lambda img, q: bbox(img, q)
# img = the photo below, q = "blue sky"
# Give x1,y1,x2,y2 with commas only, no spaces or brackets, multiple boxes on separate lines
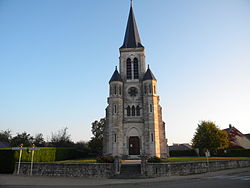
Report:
0,0,249,144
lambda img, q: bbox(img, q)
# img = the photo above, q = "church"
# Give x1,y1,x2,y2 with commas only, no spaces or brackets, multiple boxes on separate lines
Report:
103,2,167,159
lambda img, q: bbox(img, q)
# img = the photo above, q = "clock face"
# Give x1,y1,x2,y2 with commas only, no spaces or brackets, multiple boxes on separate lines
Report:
128,87,138,97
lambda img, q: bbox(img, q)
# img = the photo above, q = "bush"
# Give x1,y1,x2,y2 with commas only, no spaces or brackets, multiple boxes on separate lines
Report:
96,156,114,163
170,150,198,157
147,156,161,163
0,149,15,173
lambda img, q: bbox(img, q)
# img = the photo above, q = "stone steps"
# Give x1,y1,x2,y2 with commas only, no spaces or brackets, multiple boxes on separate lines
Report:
111,164,146,179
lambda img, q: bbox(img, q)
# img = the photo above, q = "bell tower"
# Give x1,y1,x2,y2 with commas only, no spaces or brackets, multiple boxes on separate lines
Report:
103,2,168,158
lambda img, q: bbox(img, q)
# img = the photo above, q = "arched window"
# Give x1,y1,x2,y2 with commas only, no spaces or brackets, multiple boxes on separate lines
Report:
114,85,117,95
153,85,156,94
133,58,139,79
149,84,152,94
126,58,132,79
132,105,135,116
119,85,121,95
136,105,140,116
150,104,153,112
113,104,117,114
127,106,131,116
144,84,147,94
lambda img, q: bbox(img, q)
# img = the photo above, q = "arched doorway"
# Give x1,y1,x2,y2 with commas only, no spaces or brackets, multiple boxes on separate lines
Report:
129,136,140,155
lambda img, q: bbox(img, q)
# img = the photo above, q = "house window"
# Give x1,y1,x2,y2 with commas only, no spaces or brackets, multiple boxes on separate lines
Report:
133,58,139,79
114,134,117,142
151,133,154,142
126,58,132,79
144,84,147,94
154,85,156,94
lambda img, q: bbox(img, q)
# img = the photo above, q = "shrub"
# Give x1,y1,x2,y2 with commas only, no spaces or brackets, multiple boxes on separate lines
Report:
96,156,114,163
147,156,161,163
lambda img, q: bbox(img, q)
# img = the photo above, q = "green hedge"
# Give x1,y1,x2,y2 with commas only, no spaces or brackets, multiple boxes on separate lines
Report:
12,147,76,162
0,147,79,173
170,150,198,157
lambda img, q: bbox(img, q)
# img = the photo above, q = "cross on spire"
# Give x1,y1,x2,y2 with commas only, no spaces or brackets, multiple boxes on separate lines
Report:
130,0,133,7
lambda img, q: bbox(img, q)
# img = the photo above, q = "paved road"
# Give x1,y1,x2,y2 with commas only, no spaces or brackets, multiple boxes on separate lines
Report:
0,168,249,188
99,171,250,188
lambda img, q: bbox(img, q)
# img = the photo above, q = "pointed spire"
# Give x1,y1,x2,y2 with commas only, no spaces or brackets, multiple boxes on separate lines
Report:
143,66,157,81
120,2,144,49
109,67,123,83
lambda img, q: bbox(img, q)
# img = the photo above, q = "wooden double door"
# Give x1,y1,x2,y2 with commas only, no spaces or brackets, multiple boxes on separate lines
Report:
129,136,140,155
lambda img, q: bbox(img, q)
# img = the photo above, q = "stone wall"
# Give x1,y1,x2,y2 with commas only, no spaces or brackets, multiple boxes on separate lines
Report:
15,160,250,178
143,160,250,177
15,162,117,177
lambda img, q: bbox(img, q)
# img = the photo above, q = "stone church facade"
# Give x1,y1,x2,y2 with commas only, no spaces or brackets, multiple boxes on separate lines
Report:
103,3,167,158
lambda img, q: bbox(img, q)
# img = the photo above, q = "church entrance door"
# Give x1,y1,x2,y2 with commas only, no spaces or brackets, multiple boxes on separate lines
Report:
129,136,140,155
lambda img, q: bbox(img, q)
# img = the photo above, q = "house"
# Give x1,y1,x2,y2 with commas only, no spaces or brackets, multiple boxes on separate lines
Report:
169,143,192,151
223,125,250,149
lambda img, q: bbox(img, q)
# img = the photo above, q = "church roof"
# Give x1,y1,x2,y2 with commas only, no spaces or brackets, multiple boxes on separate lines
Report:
143,66,157,81
109,68,123,83
120,4,144,49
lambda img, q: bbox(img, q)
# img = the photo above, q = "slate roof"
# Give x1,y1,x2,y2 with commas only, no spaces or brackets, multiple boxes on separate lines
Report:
143,67,157,81
109,68,122,83
169,144,193,151
120,4,144,49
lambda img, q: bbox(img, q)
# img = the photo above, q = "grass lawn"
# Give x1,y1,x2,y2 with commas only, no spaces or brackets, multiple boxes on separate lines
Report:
57,158,97,163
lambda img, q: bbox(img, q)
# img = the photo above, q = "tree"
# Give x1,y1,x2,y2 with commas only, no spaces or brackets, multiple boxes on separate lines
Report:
10,132,33,147
33,133,46,147
0,129,12,143
91,118,105,139
88,118,105,155
49,127,74,147
192,121,229,152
